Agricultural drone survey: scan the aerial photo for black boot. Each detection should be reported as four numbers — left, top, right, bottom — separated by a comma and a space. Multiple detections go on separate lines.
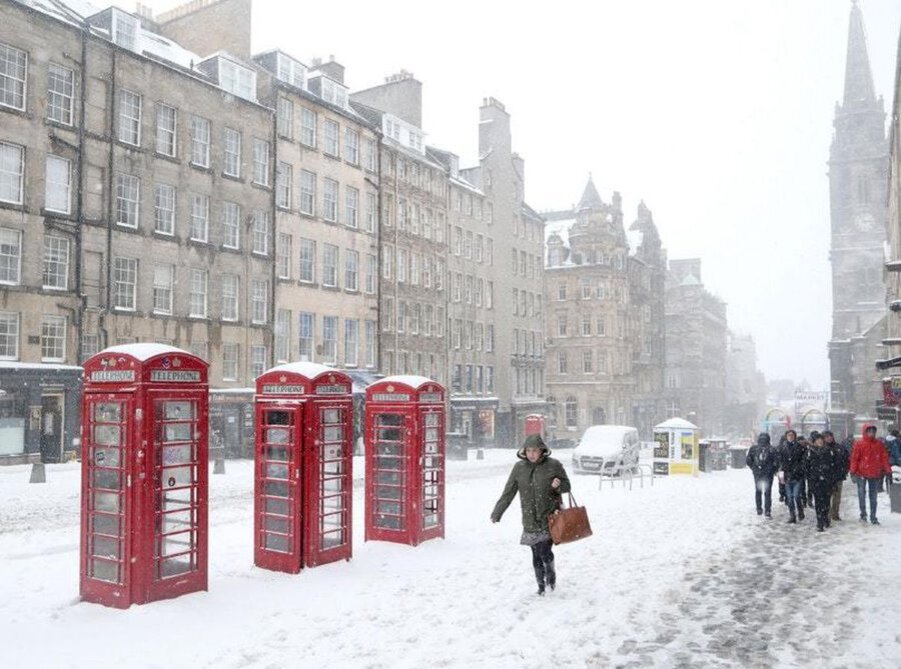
534, 565, 546, 596
546, 560, 556, 592
787, 514, 796, 524
798, 507, 805, 521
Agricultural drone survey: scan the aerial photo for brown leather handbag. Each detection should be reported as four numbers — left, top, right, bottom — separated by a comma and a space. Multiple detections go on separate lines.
547, 493, 593, 545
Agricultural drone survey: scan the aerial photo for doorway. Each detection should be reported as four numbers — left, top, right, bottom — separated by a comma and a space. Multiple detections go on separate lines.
40, 393, 64, 463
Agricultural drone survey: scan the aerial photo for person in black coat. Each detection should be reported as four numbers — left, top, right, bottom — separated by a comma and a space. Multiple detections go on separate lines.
779, 430, 806, 523
825, 431, 849, 521
804, 432, 837, 531
746, 433, 779, 517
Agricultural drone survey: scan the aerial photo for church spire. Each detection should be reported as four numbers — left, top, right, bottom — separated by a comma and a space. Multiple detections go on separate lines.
577, 173, 604, 211
843, 0, 877, 107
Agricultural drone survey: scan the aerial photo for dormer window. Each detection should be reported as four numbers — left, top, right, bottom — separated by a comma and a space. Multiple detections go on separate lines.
276, 53, 306, 89
111, 9, 138, 51
320, 78, 348, 108
219, 58, 256, 101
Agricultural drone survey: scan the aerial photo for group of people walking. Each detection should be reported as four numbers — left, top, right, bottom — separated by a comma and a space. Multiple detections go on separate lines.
746, 424, 894, 530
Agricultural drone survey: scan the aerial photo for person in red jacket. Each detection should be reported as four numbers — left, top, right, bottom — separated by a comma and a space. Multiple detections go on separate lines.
850, 423, 892, 525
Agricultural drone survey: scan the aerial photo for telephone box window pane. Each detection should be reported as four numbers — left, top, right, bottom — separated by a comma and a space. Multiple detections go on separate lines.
265, 498, 289, 515
377, 500, 401, 515
323, 460, 345, 476
377, 470, 401, 485
92, 445, 121, 466
378, 413, 403, 427
92, 514, 121, 535
265, 462, 289, 479
159, 533, 193, 557
424, 442, 438, 455
265, 445, 289, 462
322, 443, 342, 460
264, 516, 289, 534
267, 410, 291, 426
379, 457, 403, 471
323, 425, 343, 442
321, 532, 344, 550
266, 427, 290, 444
265, 480, 289, 497
377, 442, 402, 456
322, 495, 343, 512
161, 491, 192, 513
323, 477, 343, 494
93, 491, 120, 513
378, 427, 402, 442
160, 557, 192, 578
94, 402, 122, 422
423, 514, 439, 529
424, 413, 439, 427
161, 465, 194, 489
91, 559, 120, 583
162, 444, 193, 465
322, 409, 340, 424
164, 423, 192, 443
424, 456, 442, 469
265, 534, 289, 552
376, 516, 402, 530
425, 428, 438, 442
164, 402, 194, 420
92, 535, 121, 558
161, 510, 192, 533
375, 485, 402, 500
92, 468, 122, 490
93, 425, 121, 447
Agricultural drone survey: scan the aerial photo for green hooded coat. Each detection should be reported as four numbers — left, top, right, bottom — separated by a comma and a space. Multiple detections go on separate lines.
491, 435, 572, 534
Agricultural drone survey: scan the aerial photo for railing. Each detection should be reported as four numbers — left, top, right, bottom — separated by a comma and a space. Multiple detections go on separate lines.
598, 463, 655, 491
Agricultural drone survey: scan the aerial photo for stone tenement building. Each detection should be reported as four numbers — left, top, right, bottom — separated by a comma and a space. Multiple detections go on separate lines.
724, 333, 767, 439
828, 0, 889, 431
543, 179, 667, 439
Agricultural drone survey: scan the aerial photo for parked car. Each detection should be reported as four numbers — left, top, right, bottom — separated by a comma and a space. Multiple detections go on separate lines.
572, 425, 641, 475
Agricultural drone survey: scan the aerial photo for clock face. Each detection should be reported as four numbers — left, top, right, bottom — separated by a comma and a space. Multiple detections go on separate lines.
855, 212, 876, 232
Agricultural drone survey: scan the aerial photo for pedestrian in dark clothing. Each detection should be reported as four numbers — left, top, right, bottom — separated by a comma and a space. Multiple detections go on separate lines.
850, 423, 892, 525
825, 431, 849, 521
746, 433, 779, 517
777, 434, 788, 503
779, 430, 806, 523
798, 436, 812, 508
491, 434, 571, 595
804, 432, 836, 532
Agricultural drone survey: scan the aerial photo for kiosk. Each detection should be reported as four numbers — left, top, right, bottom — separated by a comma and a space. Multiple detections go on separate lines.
254, 363, 353, 573
524, 413, 545, 438
80, 344, 209, 608
365, 376, 446, 546
652, 417, 700, 476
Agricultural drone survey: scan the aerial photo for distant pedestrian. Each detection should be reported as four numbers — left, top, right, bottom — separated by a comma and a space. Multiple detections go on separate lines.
890, 430, 901, 467
491, 434, 571, 595
779, 430, 806, 523
824, 431, 849, 521
746, 433, 779, 517
804, 432, 836, 532
798, 436, 812, 508
850, 424, 892, 525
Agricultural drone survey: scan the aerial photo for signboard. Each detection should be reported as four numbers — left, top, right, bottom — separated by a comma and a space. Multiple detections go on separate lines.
149, 370, 201, 383
316, 384, 349, 395
420, 393, 443, 403
653, 461, 669, 476
882, 377, 901, 406
262, 384, 306, 394
90, 370, 136, 383
653, 431, 669, 459
371, 393, 411, 402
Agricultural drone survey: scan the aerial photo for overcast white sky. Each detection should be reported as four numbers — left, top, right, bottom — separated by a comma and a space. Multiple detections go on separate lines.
128, 0, 901, 388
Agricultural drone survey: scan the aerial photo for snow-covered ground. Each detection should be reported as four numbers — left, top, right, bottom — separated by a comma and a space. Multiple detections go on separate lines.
2, 451, 899, 668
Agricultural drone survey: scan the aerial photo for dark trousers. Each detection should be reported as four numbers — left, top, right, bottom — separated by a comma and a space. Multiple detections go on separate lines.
754, 474, 774, 513
811, 484, 832, 528
531, 539, 555, 588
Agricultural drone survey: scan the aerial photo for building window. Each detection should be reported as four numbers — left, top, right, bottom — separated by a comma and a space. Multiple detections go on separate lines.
322, 178, 338, 221
344, 249, 359, 291
558, 352, 568, 374
0, 227, 21, 284
323, 244, 338, 287
344, 319, 358, 366
253, 139, 271, 186
251, 279, 268, 324
253, 212, 270, 255
277, 97, 293, 138
190, 116, 211, 167
564, 397, 577, 428
115, 174, 140, 228
0, 142, 24, 204
113, 257, 137, 311
221, 274, 239, 321
345, 186, 359, 228
299, 170, 315, 215
0, 311, 19, 360
365, 254, 376, 294
322, 316, 338, 364
221, 201, 240, 249
382, 246, 392, 280
117, 89, 142, 146
383, 297, 394, 332
152, 263, 174, 314
41, 315, 66, 362
298, 312, 314, 361
365, 192, 376, 233
582, 314, 592, 336
189, 268, 208, 318
190, 194, 209, 242
398, 249, 409, 284
277, 233, 291, 279
300, 108, 316, 147
596, 315, 606, 336
276, 161, 292, 209
365, 320, 376, 367
40, 155, 72, 215
153, 183, 175, 235
364, 138, 376, 172
0, 43, 27, 110
155, 104, 177, 156
219, 58, 256, 100
47, 62, 74, 125
42, 235, 69, 290
598, 351, 608, 374
299, 238, 316, 283
222, 343, 239, 381
557, 315, 567, 337
223, 127, 241, 177
250, 345, 267, 378
323, 119, 339, 157
275, 308, 290, 363
345, 128, 359, 164
582, 350, 593, 373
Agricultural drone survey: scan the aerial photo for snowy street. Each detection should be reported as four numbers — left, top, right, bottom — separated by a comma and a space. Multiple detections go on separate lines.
1, 452, 899, 669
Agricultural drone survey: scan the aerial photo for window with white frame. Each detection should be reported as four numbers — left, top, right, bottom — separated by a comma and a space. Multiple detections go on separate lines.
222, 343, 239, 380
113, 257, 137, 311
299, 238, 315, 282
558, 352, 568, 375
276, 161, 291, 208
596, 315, 606, 336
118, 89, 141, 145
251, 345, 267, 378
398, 249, 408, 284
218, 59, 256, 101
251, 278, 268, 324
275, 308, 290, 363
47, 62, 74, 125
582, 350, 593, 374
344, 319, 358, 366
190, 194, 209, 242
322, 316, 338, 364
221, 201, 240, 248
345, 128, 359, 164
0, 311, 18, 359
364, 138, 376, 172
345, 249, 358, 291
277, 233, 291, 279
411, 253, 420, 286
253, 139, 270, 186
152, 263, 174, 314
154, 183, 175, 235
190, 115, 211, 167
298, 312, 314, 361
382, 245, 392, 280
45, 155, 72, 214
322, 244, 338, 287
223, 127, 241, 177
116, 174, 140, 228
345, 186, 358, 227
364, 320, 375, 367
155, 104, 177, 156
323, 119, 339, 157
42, 235, 69, 290
277, 97, 293, 138
276, 53, 306, 88
41, 315, 66, 362
0, 43, 27, 111
221, 274, 239, 321
383, 297, 394, 332
0, 227, 21, 284
300, 108, 316, 147
189, 268, 208, 318
365, 192, 376, 233
0, 142, 24, 204
322, 178, 338, 221
253, 212, 270, 255
320, 78, 348, 107
365, 254, 376, 294
299, 170, 315, 215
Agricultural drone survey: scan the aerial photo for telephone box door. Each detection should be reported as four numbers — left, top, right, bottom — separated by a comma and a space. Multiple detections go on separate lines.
255, 403, 304, 573
419, 407, 445, 542
367, 410, 415, 542
80, 393, 134, 607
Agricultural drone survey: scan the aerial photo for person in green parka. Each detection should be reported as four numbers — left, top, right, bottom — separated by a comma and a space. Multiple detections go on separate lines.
490, 434, 572, 595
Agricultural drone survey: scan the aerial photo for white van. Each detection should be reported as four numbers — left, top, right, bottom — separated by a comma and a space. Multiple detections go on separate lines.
572, 425, 641, 475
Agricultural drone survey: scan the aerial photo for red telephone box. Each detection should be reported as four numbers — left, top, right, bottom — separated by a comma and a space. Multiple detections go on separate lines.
365, 376, 446, 546
254, 363, 353, 573
80, 344, 208, 609
524, 414, 545, 437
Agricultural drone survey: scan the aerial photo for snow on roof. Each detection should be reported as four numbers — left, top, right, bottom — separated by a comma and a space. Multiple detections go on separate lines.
101, 343, 189, 361
267, 362, 343, 380
654, 417, 699, 430
0, 361, 82, 371
375, 375, 436, 389
138, 29, 201, 70
15, 0, 101, 24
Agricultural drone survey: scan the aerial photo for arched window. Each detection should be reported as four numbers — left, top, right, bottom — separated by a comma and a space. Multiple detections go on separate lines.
565, 396, 578, 428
